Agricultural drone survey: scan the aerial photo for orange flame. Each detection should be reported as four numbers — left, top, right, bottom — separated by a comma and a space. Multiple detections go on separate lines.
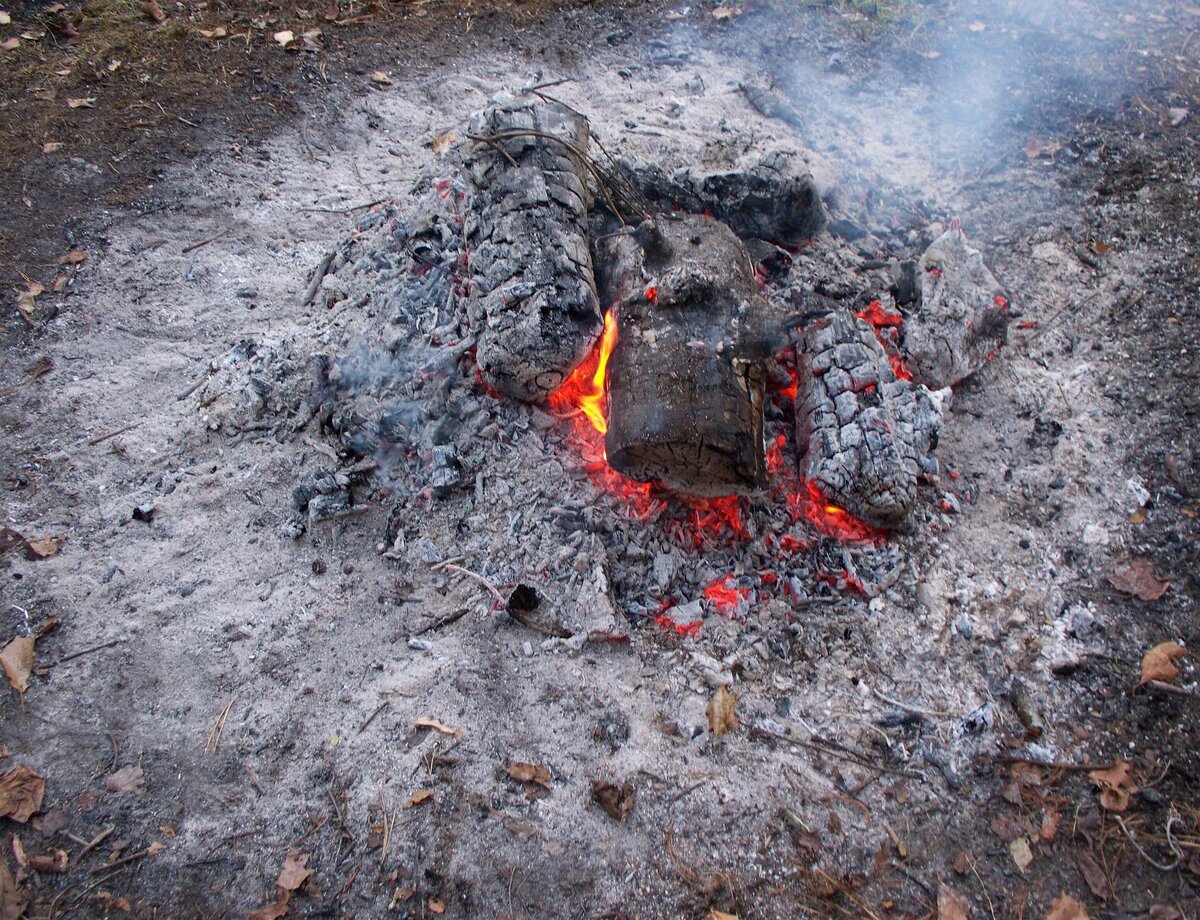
550, 310, 618, 435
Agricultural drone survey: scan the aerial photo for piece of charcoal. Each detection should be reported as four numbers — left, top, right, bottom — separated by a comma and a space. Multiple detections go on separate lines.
308, 491, 352, 523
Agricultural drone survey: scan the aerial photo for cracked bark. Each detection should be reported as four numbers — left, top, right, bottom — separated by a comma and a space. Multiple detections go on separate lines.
463, 97, 603, 401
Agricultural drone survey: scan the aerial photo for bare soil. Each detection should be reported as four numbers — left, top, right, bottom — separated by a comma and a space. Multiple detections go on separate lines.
1, 1, 1198, 919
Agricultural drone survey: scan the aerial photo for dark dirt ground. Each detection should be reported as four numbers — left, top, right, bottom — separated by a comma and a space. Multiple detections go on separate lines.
2, 0, 1199, 918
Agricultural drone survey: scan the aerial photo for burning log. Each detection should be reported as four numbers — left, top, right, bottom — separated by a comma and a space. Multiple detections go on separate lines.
796, 307, 944, 528
895, 225, 1010, 389
595, 214, 775, 497
463, 97, 603, 401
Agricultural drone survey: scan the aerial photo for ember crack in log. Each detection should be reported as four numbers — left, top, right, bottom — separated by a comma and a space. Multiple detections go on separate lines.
898, 225, 1011, 389
463, 97, 603, 401
596, 214, 774, 497
797, 308, 944, 528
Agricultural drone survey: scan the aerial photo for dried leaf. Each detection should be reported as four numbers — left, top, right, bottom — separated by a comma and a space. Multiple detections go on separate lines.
248, 894, 291, 920
16, 282, 44, 320
1009, 837, 1033, 873
1075, 848, 1110, 900
1108, 557, 1170, 600
591, 780, 635, 822
1044, 894, 1090, 920
711, 6, 742, 19
42, 142, 63, 154
413, 717, 461, 738
706, 686, 738, 735
428, 900, 445, 915
951, 849, 974, 876
27, 848, 69, 873
140, 0, 164, 22
1040, 808, 1061, 841
1024, 137, 1064, 158
66, 97, 96, 109
937, 881, 971, 920
59, 249, 86, 264
0, 36, 19, 50
0, 637, 34, 697
104, 765, 145, 796
26, 535, 60, 558
1, 854, 26, 920
369, 70, 392, 85
506, 762, 551, 789
9, 838, 24, 869
1138, 641, 1187, 686
403, 788, 433, 809
1089, 759, 1136, 812
145, 841, 165, 857
197, 26, 227, 38
430, 131, 457, 156
0, 765, 45, 822
276, 849, 311, 891
95, 892, 131, 912
273, 29, 294, 46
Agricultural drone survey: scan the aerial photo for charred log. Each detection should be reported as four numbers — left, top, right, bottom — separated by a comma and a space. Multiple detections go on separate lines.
595, 214, 774, 497
624, 148, 828, 248
463, 97, 603, 401
797, 309, 943, 528
899, 226, 1010, 389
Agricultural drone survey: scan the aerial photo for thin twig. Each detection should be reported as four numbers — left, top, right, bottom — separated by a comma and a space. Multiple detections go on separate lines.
176, 366, 214, 401
87, 425, 140, 447
357, 701, 389, 734
439, 562, 505, 604
302, 249, 337, 306
88, 845, 154, 875
299, 197, 390, 214
182, 226, 232, 254
1116, 813, 1183, 871
51, 638, 126, 666
413, 607, 470, 635
243, 763, 267, 795
204, 695, 237, 753
71, 825, 115, 867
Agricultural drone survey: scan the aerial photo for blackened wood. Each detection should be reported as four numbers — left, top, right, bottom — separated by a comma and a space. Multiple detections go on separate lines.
796, 308, 943, 527
597, 214, 772, 497
463, 97, 602, 401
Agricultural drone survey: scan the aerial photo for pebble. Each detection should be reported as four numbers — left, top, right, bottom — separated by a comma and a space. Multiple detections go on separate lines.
407, 638, 431, 652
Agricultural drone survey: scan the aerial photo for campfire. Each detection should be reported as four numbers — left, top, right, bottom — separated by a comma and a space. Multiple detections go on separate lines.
296, 91, 1012, 637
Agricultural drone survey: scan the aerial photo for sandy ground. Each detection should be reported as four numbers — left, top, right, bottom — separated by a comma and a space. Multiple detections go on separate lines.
2, 1, 1198, 918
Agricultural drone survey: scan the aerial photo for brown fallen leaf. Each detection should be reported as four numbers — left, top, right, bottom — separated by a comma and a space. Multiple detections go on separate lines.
66, 97, 96, 109
1089, 759, 1136, 812
1024, 137, 1064, 158
506, 762, 551, 790
197, 26, 227, 38
951, 849, 974, 876
403, 788, 433, 809
706, 686, 738, 735
1010, 837, 1033, 873
1108, 557, 1170, 601
591, 780, 635, 823
431, 130, 457, 156
145, 841, 165, 857
27, 848, 69, 873
104, 765, 145, 796
273, 29, 294, 46
413, 717, 461, 738
369, 70, 392, 85
1040, 808, 1061, 841
58, 250, 87, 265
276, 849, 312, 891
1044, 894, 1090, 920
95, 892, 131, 912
0, 765, 46, 822
248, 895, 291, 920
1075, 848, 1110, 900
0, 636, 34, 698
428, 900, 446, 915
1, 853, 26, 920
16, 282, 44, 320
140, 0, 164, 22
1138, 641, 1187, 686
937, 881, 971, 919
26, 535, 60, 558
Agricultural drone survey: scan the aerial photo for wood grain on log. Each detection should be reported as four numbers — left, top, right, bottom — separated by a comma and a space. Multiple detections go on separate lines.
797, 309, 943, 527
463, 97, 603, 401
596, 214, 774, 497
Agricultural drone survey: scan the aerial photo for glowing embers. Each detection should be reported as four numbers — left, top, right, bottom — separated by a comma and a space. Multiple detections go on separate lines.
856, 298, 913, 382
790, 481, 885, 544
704, 575, 751, 616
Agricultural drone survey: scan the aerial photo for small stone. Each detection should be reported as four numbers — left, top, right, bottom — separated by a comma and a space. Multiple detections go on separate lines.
407, 638, 431, 652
